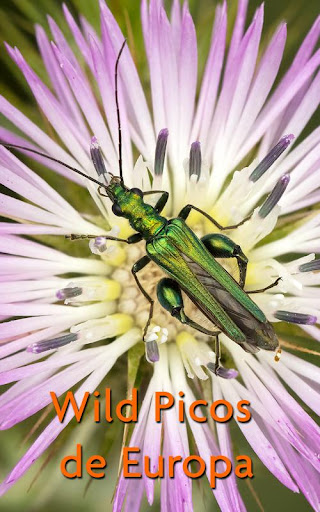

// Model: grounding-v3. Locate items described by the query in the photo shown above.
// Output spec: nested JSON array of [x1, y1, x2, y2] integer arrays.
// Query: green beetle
[[2, 42, 288, 379]]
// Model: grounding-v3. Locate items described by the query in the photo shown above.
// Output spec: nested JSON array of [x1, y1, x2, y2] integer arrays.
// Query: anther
[[275, 310, 317, 325], [249, 134, 294, 183], [259, 174, 290, 218], [189, 141, 201, 182], [89, 236, 108, 255], [207, 363, 238, 379], [90, 136, 111, 185], [26, 333, 78, 353], [145, 340, 160, 363], [299, 259, 320, 272], [56, 286, 82, 301], [154, 128, 169, 176]]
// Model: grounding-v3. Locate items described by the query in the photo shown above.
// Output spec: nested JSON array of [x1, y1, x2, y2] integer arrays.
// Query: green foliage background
[[0, 1, 319, 511]]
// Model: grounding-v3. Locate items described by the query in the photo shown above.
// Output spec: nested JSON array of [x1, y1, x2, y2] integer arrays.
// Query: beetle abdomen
[[181, 254, 279, 352]]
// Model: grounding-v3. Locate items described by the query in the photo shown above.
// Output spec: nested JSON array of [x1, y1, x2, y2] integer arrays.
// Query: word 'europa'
[[50, 388, 251, 423], [60, 444, 253, 488]]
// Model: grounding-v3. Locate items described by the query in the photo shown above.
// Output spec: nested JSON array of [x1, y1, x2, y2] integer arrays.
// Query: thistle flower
[[0, 0, 320, 510]]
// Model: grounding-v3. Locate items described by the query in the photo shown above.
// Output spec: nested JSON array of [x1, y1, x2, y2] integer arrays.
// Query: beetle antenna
[[115, 39, 126, 183], [1, 41, 127, 188], [0, 141, 107, 188]]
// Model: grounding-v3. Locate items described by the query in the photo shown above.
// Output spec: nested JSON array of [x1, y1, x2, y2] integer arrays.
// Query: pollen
[[274, 348, 282, 362]]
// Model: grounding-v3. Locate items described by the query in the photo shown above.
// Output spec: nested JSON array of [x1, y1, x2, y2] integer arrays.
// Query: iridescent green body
[[109, 179, 278, 353], [110, 180, 167, 238]]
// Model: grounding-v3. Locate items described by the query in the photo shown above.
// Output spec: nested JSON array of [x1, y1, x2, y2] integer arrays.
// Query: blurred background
[[0, 0, 319, 510]]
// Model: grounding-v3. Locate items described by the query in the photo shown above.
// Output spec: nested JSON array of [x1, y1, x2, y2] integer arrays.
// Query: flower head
[[0, 0, 320, 510]]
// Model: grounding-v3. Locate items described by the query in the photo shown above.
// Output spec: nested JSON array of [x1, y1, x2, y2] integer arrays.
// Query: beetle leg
[[201, 233, 248, 288], [157, 279, 237, 379], [206, 335, 238, 379], [66, 233, 142, 243], [157, 278, 238, 379], [157, 278, 220, 336], [143, 190, 169, 213], [248, 276, 282, 294], [214, 335, 221, 373], [132, 256, 153, 339], [98, 185, 108, 197], [178, 204, 252, 231]]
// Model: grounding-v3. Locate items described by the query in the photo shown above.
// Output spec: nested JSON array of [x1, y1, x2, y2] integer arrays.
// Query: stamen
[[154, 128, 168, 176], [26, 333, 78, 353], [275, 310, 317, 325], [71, 314, 132, 342], [56, 286, 82, 300], [89, 236, 108, 254], [249, 134, 294, 182], [207, 363, 238, 379], [258, 174, 290, 218], [189, 141, 201, 182], [145, 340, 160, 363], [299, 259, 320, 272], [60, 280, 120, 304], [159, 327, 168, 344], [90, 136, 111, 184], [145, 326, 168, 345]]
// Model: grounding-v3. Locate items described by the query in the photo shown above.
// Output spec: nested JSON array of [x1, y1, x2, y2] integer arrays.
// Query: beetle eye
[[112, 203, 123, 216], [130, 187, 143, 197]]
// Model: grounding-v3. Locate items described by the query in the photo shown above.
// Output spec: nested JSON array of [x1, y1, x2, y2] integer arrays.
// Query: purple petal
[[223, 5, 264, 145], [192, 2, 227, 154], [62, 4, 94, 72], [51, 43, 117, 169], [88, 35, 133, 177], [35, 24, 89, 136], [213, 379, 247, 511], [224, 0, 249, 78], [230, 23, 287, 159], [267, 426, 320, 510], [0, 361, 110, 495], [99, 0, 155, 158], [0, 96, 84, 181], [5, 45, 91, 168], [219, 378, 298, 491], [247, 356, 320, 466], [237, 49, 320, 164], [178, 4, 197, 149], [234, 355, 320, 469]]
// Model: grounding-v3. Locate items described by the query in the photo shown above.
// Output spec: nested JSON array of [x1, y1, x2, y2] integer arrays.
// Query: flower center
[[112, 225, 236, 344]]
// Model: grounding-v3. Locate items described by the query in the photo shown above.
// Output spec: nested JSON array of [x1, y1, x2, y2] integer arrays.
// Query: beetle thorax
[[128, 203, 166, 238], [114, 186, 167, 238]]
